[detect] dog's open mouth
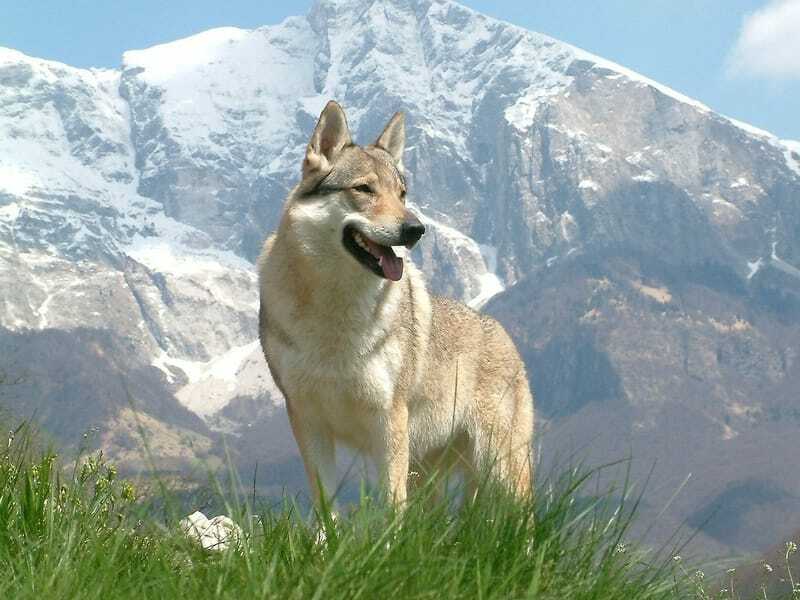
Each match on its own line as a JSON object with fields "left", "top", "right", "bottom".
{"left": 343, "top": 225, "right": 406, "bottom": 281}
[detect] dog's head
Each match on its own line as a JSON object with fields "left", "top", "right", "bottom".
{"left": 289, "top": 101, "right": 424, "bottom": 282}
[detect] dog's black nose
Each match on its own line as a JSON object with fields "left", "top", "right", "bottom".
{"left": 400, "top": 218, "right": 426, "bottom": 247}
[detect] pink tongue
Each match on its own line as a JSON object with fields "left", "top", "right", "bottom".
{"left": 365, "top": 238, "right": 404, "bottom": 281}
{"left": 379, "top": 253, "right": 404, "bottom": 281}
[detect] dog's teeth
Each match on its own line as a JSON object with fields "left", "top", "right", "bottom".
{"left": 354, "top": 233, "right": 369, "bottom": 251}
{"left": 393, "top": 246, "right": 407, "bottom": 258}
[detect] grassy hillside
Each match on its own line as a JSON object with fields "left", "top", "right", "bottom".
{"left": 0, "top": 424, "right": 787, "bottom": 599}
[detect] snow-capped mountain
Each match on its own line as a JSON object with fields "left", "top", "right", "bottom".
{"left": 2, "top": 0, "right": 799, "bottom": 554}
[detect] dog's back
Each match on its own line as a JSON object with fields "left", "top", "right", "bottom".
{"left": 412, "top": 296, "right": 534, "bottom": 496}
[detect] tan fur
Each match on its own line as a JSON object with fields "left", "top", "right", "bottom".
{"left": 258, "top": 101, "right": 534, "bottom": 507}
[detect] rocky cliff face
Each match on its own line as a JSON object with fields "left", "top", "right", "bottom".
{"left": 1, "top": 0, "right": 799, "bottom": 554}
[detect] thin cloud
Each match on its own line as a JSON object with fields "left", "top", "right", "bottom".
{"left": 727, "top": 0, "right": 800, "bottom": 80}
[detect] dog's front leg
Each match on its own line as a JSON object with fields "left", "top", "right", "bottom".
{"left": 376, "top": 401, "right": 410, "bottom": 507}
{"left": 286, "top": 401, "right": 338, "bottom": 512}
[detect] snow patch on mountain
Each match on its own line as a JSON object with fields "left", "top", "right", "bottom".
{"left": 770, "top": 241, "right": 800, "bottom": 281}
{"left": 505, "top": 78, "right": 569, "bottom": 131}
{"left": 730, "top": 177, "right": 750, "bottom": 189}
{"left": 501, "top": 36, "right": 573, "bottom": 131}
{"left": 721, "top": 118, "right": 800, "bottom": 179}
{"left": 0, "top": 200, "right": 21, "bottom": 222}
{"left": 123, "top": 17, "right": 317, "bottom": 179}
{"left": 747, "top": 258, "right": 763, "bottom": 280}
{"left": 126, "top": 228, "right": 255, "bottom": 278}
{"left": 503, "top": 34, "right": 728, "bottom": 132}
{"left": 414, "top": 204, "right": 505, "bottom": 307}
{"left": 633, "top": 171, "right": 658, "bottom": 183}
{"left": 579, "top": 179, "right": 600, "bottom": 191}
{"left": 469, "top": 245, "right": 505, "bottom": 309}
{"left": 154, "top": 340, "right": 262, "bottom": 418}
{"left": 123, "top": 28, "right": 249, "bottom": 85}
{"left": 153, "top": 340, "right": 258, "bottom": 386}
{"left": 781, "top": 140, "right": 800, "bottom": 177}
{"left": 0, "top": 51, "right": 135, "bottom": 197}
{"left": 0, "top": 167, "right": 36, "bottom": 196}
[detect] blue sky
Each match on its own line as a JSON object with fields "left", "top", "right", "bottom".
{"left": 2, "top": 0, "right": 798, "bottom": 140}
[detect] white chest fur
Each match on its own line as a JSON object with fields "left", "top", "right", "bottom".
{"left": 275, "top": 331, "right": 401, "bottom": 408}
{"left": 265, "top": 278, "right": 408, "bottom": 448}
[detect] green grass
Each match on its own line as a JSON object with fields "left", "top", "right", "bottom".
{"left": 0, "top": 424, "right": 746, "bottom": 599}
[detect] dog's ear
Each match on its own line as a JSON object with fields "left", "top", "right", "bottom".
{"left": 304, "top": 101, "right": 352, "bottom": 179}
{"left": 374, "top": 111, "right": 405, "bottom": 168}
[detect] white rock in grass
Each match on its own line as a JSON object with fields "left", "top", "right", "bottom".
{"left": 180, "top": 511, "right": 242, "bottom": 551}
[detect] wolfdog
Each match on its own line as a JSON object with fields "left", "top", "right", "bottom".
{"left": 258, "top": 101, "right": 534, "bottom": 508}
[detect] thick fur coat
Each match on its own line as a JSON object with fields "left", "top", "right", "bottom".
{"left": 258, "top": 101, "right": 534, "bottom": 507}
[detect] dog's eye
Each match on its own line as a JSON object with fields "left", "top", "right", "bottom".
{"left": 353, "top": 184, "right": 373, "bottom": 194}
